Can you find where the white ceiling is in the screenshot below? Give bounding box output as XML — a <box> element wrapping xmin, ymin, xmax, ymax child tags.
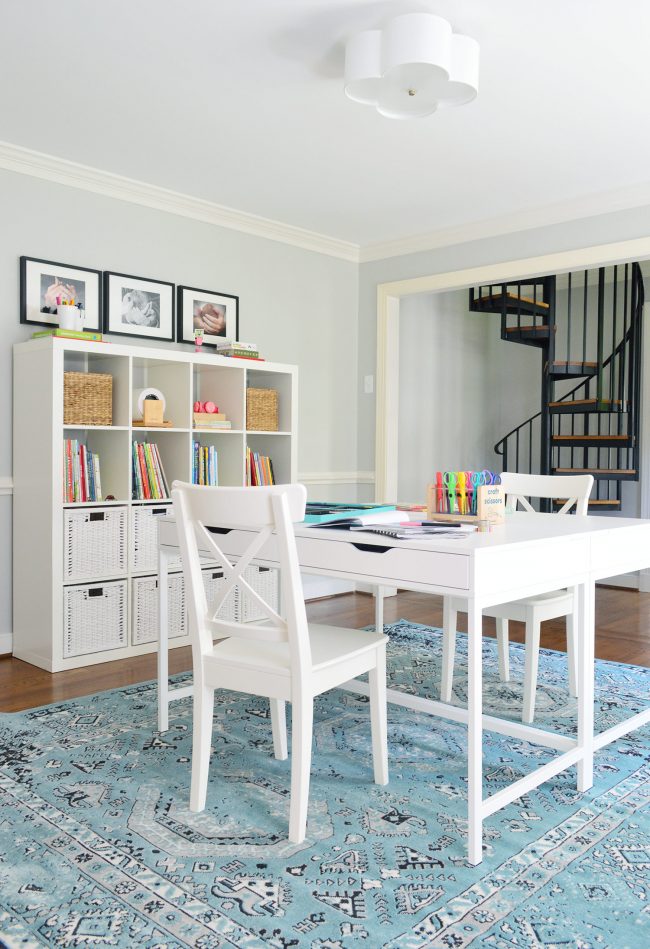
<box><xmin>2</xmin><ymin>0</ymin><xmax>650</xmax><ymax>249</ymax></box>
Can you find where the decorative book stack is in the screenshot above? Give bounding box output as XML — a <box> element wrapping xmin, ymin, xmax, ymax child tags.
<box><xmin>34</xmin><ymin>328</ymin><xmax>104</xmax><ymax>343</ymax></box>
<box><xmin>63</xmin><ymin>439</ymin><xmax>103</xmax><ymax>502</ymax></box>
<box><xmin>193</xmin><ymin>412</ymin><xmax>232</xmax><ymax>430</ymax></box>
<box><xmin>132</xmin><ymin>442</ymin><xmax>169</xmax><ymax>500</ymax></box>
<box><xmin>216</xmin><ymin>341</ymin><xmax>263</xmax><ymax>360</ymax></box>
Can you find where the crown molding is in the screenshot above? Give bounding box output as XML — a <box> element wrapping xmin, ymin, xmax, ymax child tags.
<box><xmin>0</xmin><ymin>141</ymin><xmax>360</xmax><ymax>263</ymax></box>
<box><xmin>359</xmin><ymin>182</ymin><xmax>650</xmax><ymax>263</ymax></box>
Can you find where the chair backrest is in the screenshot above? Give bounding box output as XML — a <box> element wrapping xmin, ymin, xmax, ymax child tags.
<box><xmin>499</xmin><ymin>472</ymin><xmax>594</xmax><ymax>515</ymax></box>
<box><xmin>171</xmin><ymin>482</ymin><xmax>310</xmax><ymax>672</ymax></box>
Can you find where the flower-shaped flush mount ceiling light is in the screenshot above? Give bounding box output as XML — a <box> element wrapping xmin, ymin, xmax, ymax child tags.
<box><xmin>344</xmin><ymin>12</ymin><xmax>479</xmax><ymax>119</ymax></box>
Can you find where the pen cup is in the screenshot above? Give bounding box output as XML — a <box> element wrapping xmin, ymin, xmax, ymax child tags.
<box><xmin>58</xmin><ymin>305</ymin><xmax>81</xmax><ymax>330</ymax></box>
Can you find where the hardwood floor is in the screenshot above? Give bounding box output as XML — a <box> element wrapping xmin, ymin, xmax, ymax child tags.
<box><xmin>1</xmin><ymin>586</ymin><xmax>648</xmax><ymax>713</ymax></box>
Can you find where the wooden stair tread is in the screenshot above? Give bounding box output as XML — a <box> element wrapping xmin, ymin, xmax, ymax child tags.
<box><xmin>549</xmin><ymin>398</ymin><xmax>626</xmax><ymax>407</ymax></box>
<box><xmin>503</xmin><ymin>324</ymin><xmax>550</xmax><ymax>333</ymax></box>
<box><xmin>553</xmin><ymin>498</ymin><xmax>621</xmax><ymax>507</ymax></box>
<box><xmin>475</xmin><ymin>292</ymin><xmax>550</xmax><ymax>309</ymax></box>
<box><xmin>552</xmin><ymin>434</ymin><xmax>629</xmax><ymax>442</ymax></box>
<box><xmin>553</xmin><ymin>468</ymin><xmax>636</xmax><ymax>475</ymax></box>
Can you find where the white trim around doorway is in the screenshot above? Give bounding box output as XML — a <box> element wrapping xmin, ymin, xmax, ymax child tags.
<box><xmin>374</xmin><ymin>235</ymin><xmax>650</xmax><ymax>504</ymax></box>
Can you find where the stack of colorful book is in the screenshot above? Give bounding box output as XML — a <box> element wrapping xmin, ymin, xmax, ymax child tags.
<box><xmin>132</xmin><ymin>441</ymin><xmax>169</xmax><ymax>500</ymax></box>
<box><xmin>63</xmin><ymin>439</ymin><xmax>103</xmax><ymax>502</ymax></box>
<box><xmin>246</xmin><ymin>446</ymin><xmax>275</xmax><ymax>486</ymax></box>
<box><xmin>216</xmin><ymin>341</ymin><xmax>263</xmax><ymax>360</ymax></box>
<box><xmin>193</xmin><ymin>442</ymin><xmax>219</xmax><ymax>486</ymax></box>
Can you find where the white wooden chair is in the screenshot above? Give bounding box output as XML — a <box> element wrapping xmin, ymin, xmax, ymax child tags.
<box><xmin>171</xmin><ymin>481</ymin><xmax>389</xmax><ymax>844</ymax></box>
<box><xmin>440</xmin><ymin>472</ymin><xmax>594</xmax><ymax>723</ymax></box>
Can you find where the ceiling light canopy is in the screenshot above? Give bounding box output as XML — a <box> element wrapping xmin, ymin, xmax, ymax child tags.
<box><xmin>344</xmin><ymin>12</ymin><xmax>479</xmax><ymax>119</ymax></box>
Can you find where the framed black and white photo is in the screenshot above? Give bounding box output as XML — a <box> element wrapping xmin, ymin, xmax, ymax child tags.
<box><xmin>177</xmin><ymin>285</ymin><xmax>239</xmax><ymax>346</ymax></box>
<box><xmin>103</xmin><ymin>271</ymin><xmax>174</xmax><ymax>341</ymax></box>
<box><xmin>20</xmin><ymin>256</ymin><xmax>102</xmax><ymax>329</ymax></box>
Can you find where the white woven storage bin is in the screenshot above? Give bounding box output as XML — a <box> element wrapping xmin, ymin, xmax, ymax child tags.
<box><xmin>64</xmin><ymin>507</ymin><xmax>127</xmax><ymax>582</ymax></box>
<box><xmin>63</xmin><ymin>580</ymin><xmax>128</xmax><ymax>658</ymax></box>
<box><xmin>203</xmin><ymin>568</ymin><xmax>239</xmax><ymax>622</ymax></box>
<box><xmin>132</xmin><ymin>573</ymin><xmax>187</xmax><ymax>646</ymax></box>
<box><xmin>131</xmin><ymin>504</ymin><xmax>182</xmax><ymax>574</ymax></box>
<box><xmin>240</xmin><ymin>565</ymin><xmax>279</xmax><ymax>622</ymax></box>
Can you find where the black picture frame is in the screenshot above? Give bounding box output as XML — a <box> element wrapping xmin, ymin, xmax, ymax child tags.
<box><xmin>177</xmin><ymin>285</ymin><xmax>239</xmax><ymax>346</ymax></box>
<box><xmin>20</xmin><ymin>256</ymin><xmax>102</xmax><ymax>329</ymax></box>
<box><xmin>103</xmin><ymin>271</ymin><xmax>175</xmax><ymax>342</ymax></box>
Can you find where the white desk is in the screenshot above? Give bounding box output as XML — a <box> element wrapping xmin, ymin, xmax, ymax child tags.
<box><xmin>157</xmin><ymin>511</ymin><xmax>650</xmax><ymax>865</ymax></box>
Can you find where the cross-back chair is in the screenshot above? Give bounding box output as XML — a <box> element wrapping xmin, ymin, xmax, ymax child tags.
<box><xmin>440</xmin><ymin>471</ymin><xmax>594</xmax><ymax>723</ymax></box>
<box><xmin>171</xmin><ymin>481</ymin><xmax>389</xmax><ymax>843</ymax></box>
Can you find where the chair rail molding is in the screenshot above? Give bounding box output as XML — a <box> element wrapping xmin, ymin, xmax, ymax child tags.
<box><xmin>0</xmin><ymin>140</ymin><xmax>359</xmax><ymax>263</ymax></box>
<box><xmin>0</xmin><ymin>477</ymin><xmax>13</xmax><ymax>496</ymax></box>
<box><xmin>298</xmin><ymin>471</ymin><xmax>374</xmax><ymax>485</ymax></box>
<box><xmin>375</xmin><ymin>236</ymin><xmax>650</xmax><ymax>504</ymax></box>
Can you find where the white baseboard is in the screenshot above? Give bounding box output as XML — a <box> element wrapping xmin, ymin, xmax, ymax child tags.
<box><xmin>0</xmin><ymin>633</ymin><xmax>12</xmax><ymax>655</ymax></box>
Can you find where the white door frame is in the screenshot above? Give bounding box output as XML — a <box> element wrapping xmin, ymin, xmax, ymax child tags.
<box><xmin>375</xmin><ymin>236</ymin><xmax>650</xmax><ymax>504</ymax></box>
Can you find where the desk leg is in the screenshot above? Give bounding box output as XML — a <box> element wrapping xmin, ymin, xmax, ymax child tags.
<box><xmin>467</xmin><ymin>596</ymin><xmax>483</xmax><ymax>866</ymax></box>
<box><xmin>577</xmin><ymin>579</ymin><xmax>595</xmax><ymax>792</ymax></box>
<box><xmin>375</xmin><ymin>585</ymin><xmax>384</xmax><ymax>634</ymax></box>
<box><xmin>158</xmin><ymin>547</ymin><xmax>170</xmax><ymax>733</ymax></box>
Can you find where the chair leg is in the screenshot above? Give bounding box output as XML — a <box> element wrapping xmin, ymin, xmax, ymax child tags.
<box><xmin>440</xmin><ymin>597</ymin><xmax>457</xmax><ymax>703</ymax></box>
<box><xmin>288</xmin><ymin>693</ymin><xmax>314</xmax><ymax>844</ymax></box>
<box><xmin>368</xmin><ymin>646</ymin><xmax>389</xmax><ymax>785</ymax></box>
<box><xmin>566</xmin><ymin>614</ymin><xmax>578</xmax><ymax>698</ymax></box>
<box><xmin>270</xmin><ymin>699</ymin><xmax>288</xmax><ymax>760</ymax></box>
<box><xmin>496</xmin><ymin>618</ymin><xmax>510</xmax><ymax>682</ymax></box>
<box><xmin>190</xmin><ymin>682</ymin><xmax>215</xmax><ymax>812</ymax></box>
<box><xmin>523</xmin><ymin>614</ymin><xmax>541</xmax><ymax>724</ymax></box>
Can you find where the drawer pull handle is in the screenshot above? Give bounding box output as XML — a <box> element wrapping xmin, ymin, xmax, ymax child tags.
<box><xmin>88</xmin><ymin>587</ymin><xmax>103</xmax><ymax>597</ymax></box>
<box><xmin>351</xmin><ymin>542</ymin><xmax>391</xmax><ymax>553</ymax></box>
<box><xmin>207</xmin><ymin>527</ymin><xmax>232</xmax><ymax>535</ymax></box>
<box><xmin>89</xmin><ymin>512</ymin><xmax>105</xmax><ymax>522</ymax></box>
<box><xmin>152</xmin><ymin>508</ymin><xmax>167</xmax><ymax>516</ymax></box>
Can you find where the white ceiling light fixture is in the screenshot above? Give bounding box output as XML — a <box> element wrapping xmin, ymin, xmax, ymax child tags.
<box><xmin>344</xmin><ymin>12</ymin><xmax>479</xmax><ymax>119</ymax></box>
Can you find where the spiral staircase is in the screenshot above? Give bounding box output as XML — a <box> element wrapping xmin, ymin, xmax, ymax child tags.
<box><xmin>469</xmin><ymin>262</ymin><xmax>645</xmax><ymax>510</ymax></box>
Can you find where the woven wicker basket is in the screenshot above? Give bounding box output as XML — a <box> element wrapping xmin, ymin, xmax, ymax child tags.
<box><xmin>246</xmin><ymin>387</ymin><xmax>278</xmax><ymax>431</ymax></box>
<box><xmin>64</xmin><ymin>371</ymin><xmax>113</xmax><ymax>426</ymax></box>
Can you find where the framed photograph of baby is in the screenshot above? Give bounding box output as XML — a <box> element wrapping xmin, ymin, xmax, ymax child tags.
<box><xmin>103</xmin><ymin>272</ymin><xmax>175</xmax><ymax>341</ymax></box>
<box><xmin>20</xmin><ymin>256</ymin><xmax>102</xmax><ymax>329</ymax></box>
<box><xmin>177</xmin><ymin>285</ymin><xmax>239</xmax><ymax>347</ymax></box>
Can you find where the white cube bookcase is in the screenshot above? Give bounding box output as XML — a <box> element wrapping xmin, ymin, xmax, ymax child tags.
<box><xmin>13</xmin><ymin>337</ymin><xmax>297</xmax><ymax>671</ymax></box>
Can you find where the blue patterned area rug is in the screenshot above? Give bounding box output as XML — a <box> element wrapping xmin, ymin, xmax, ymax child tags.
<box><xmin>1</xmin><ymin>620</ymin><xmax>649</xmax><ymax>949</ymax></box>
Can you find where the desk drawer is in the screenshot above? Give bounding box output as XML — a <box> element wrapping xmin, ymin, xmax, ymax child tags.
<box><xmin>296</xmin><ymin>537</ymin><xmax>469</xmax><ymax>590</ymax></box>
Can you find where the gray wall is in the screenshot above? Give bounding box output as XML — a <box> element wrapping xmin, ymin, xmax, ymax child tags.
<box><xmin>0</xmin><ymin>168</ymin><xmax>359</xmax><ymax>640</ymax></box>
<box><xmin>397</xmin><ymin>289</ymin><xmax>541</xmax><ymax>505</ymax></box>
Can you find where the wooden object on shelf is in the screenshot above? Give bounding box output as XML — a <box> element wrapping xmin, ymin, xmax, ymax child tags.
<box><xmin>247</xmin><ymin>387</ymin><xmax>278</xmax><ymax>431</ymax></box>
<box><xmin>132</xmin><ymin>419</ymin><xmax>173</xmax><ymax>427</ymax></box>
<box><xmin>142</xmin><ymin>399</ymin><xmax>164</xmax><ymax>426</ymax></box>
<box><xmin>64</xmin><ymin>371</ymin><xmax>112</xmax><ymax>426</ymax></box>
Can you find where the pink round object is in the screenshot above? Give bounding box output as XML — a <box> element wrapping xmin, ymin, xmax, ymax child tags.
<box><xmin>193</xmin><ymin>401</ymin><xmax>202</xmax><ymax>413</ymax></box>
<box><xmin>204</xmin><ymin>401</ymin><xmax>217</xmax><ymax>414</ymax></box>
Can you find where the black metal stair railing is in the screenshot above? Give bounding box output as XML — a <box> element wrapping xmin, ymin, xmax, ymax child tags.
<box><xmin>493</xmin><ymin>263</ymin><xmax>644</xmax><ymax>508</ymax></box>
